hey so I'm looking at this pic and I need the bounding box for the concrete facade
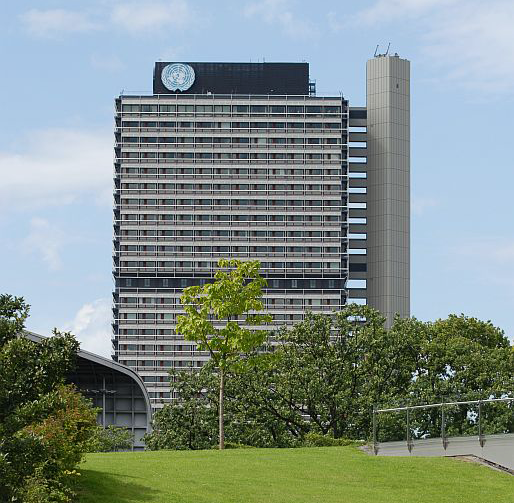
[366,55,410,324]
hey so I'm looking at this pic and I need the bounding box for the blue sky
[1,0,513,356]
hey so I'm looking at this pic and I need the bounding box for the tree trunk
[219,367,225,450]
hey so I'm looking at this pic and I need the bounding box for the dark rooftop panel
[153,62,310,95]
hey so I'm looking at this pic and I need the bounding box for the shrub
[0,295,99,502]
[18,468,75,503]
[302,433,358,447]
[88,425,133,452]
[11,385,98,501]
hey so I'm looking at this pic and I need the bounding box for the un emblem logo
[161,63,195,92]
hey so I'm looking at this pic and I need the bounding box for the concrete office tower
[112,58,410,407]
[365,55,410,325]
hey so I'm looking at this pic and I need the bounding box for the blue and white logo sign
[161,63,195,91]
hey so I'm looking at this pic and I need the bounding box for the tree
[396,314,514,439]
[149,304,513,449]
[145,360,301,450]
[0,294,97,502]
[268,305,419,440]
[145,368,218,450]
[176,259,271,449]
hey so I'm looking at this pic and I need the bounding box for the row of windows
[121,120,341,132]
[118,297,340,308]
[119,198,341,207]
[119,261,341,269]
[119,244,340,253]
[118,308,337,330]
[119,123,346,133]
[148,392,171,399]
[120,297,178,305]
[121,135,342,145]
[120,152,342,161]
[119,360,200,370]
[121,104,343,114]
[121,312,176,320]
[117,166,343,176]
[142,375,170,382]
[117,278,345,289]
[119,308,335,324]
[118,328,173,335]
[118,229,341,238]
[121,183,341,191]
[120,215,340,223]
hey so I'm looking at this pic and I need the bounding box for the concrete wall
[366,55,410,325]
[374,434,514,471]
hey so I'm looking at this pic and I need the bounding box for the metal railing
[372,396,514,455]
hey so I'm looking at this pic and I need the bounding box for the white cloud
[412,196,439,216]
[23,217,66,271]
[111,0,190,33]
[65,298,112,358]
[20,8,99,37]
[0,128,112,211]
[352,0,457,25]
[244,0,318,39]
[350,0,514,93]
[423,2,514,93]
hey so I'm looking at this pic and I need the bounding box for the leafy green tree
[145,361,300,450]
[148,302,513,449]
[397,314,514,439]
[0,294,97,502]
[145,368,218,450]
[269,306,420,440]
[176,259,271,449]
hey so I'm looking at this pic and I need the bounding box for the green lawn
[77,447,513,503]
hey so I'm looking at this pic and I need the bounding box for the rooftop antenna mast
[375,43,392,57]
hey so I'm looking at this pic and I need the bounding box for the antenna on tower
[385,42,391,56]
[374,44,379,57]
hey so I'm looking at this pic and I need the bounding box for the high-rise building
[113,57,410,407]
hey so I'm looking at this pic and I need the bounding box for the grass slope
[78,447,513,503]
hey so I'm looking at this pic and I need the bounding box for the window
[144,279,150,287]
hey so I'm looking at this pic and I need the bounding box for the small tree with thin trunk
[176,259,271,449]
